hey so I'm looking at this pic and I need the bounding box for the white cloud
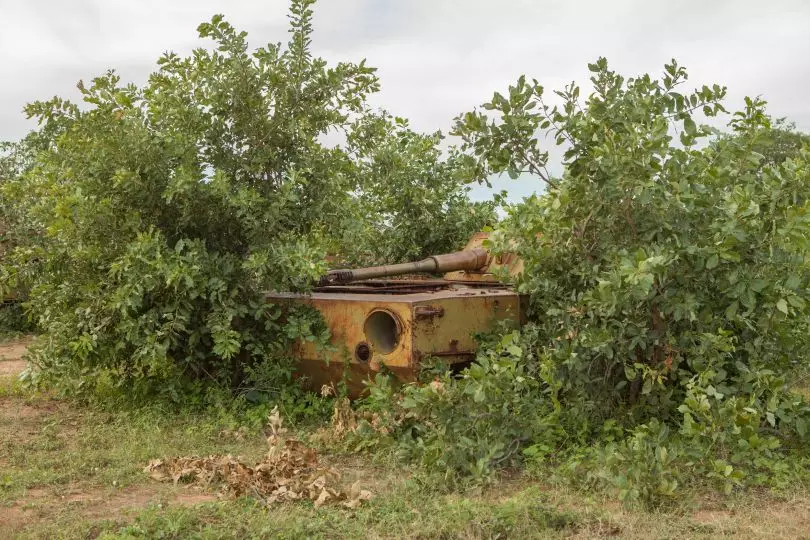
[2,0,808,201]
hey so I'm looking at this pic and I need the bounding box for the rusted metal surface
[414,305,444,319]
[318,249,489,286]
[267,286,524,397]
[442,232,525,282]
[268,233,526,397]
[311,279,510,295]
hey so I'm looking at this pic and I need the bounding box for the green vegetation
[3,370,810,539]
[2,0,810,535]
[0,0,491,399]
[0,371,586,538]
[0,302,33,340]
[367,58,810,504]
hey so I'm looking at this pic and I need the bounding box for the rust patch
[270,279,522,398]
[414,305,444,319]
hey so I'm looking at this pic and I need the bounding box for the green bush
[357,331,547,486]
[0,1,489,404]
[339,113,498,265]
[0,301,34,339]
[365,58,810,503]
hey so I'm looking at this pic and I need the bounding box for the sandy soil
[0,336,32,377]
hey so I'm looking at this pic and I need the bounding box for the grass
[0,370,590,539]
[0,381,268,503]
[2,340,810,539]
[91,486,586,539]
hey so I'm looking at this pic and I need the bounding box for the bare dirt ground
[0,338,217,537]
[0,337,32,377]
[1,484,217,533]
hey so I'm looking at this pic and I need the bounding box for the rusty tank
[266,233,525,397]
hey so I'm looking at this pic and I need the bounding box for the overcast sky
[2,0,809,200]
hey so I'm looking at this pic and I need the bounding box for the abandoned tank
[266,233,526,397]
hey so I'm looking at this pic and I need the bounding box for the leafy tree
[0,0,486,401]
[0,137,43,335]
[727,117,810,167]
[1,136,40,268]
[371,59,810,499]
[340,112,497,265]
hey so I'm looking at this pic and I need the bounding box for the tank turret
[268,233,525,397]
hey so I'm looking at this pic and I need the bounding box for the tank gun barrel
[318,248,489,286]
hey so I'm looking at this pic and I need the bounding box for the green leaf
[507,345,523,358]
[776,299,789,315]
[683,117,697,136]
[788,296,806,309]
[797,418,807,438]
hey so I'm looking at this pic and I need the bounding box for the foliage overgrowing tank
[267,233,525,397]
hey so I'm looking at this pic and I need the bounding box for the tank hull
[267,280,526,397]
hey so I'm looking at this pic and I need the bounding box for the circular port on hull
[355,342,371,362]
[363,310,401,354]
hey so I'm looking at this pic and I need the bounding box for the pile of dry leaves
[144,407,371,509]
[313,387,397,444]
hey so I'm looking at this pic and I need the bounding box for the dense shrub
[354,331,548,486]
[340,113,498,265]
[0,0,489,403]
[362,59,810,502]
[0,302,34,339]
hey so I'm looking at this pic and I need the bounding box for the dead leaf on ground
[311,397,398,445]
[144,406,372,509]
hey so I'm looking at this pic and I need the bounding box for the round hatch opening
[355,342,371,362]
[363,310,401,354]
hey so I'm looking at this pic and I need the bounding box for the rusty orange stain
[266,233,525,397]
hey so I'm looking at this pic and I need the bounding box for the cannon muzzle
[318,248,489,286]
